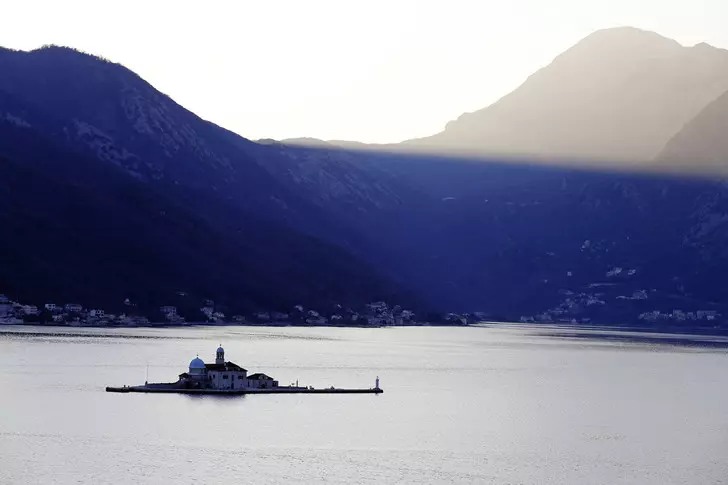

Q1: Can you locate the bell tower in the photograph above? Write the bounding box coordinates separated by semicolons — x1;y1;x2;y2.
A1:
216;345;225;365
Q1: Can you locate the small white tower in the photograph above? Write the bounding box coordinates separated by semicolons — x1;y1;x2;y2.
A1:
216;345;225;365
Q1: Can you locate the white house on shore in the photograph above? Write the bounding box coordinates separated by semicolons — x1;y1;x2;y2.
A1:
22;305;39;315
160;306;177;315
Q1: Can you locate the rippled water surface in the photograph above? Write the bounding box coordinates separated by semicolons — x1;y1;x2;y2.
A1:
2;325;728;484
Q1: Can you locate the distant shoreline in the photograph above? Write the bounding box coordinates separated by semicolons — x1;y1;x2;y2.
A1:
3;321;728;339
0;321;472;329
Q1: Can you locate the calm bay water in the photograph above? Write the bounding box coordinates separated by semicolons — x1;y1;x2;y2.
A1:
2;324;728;484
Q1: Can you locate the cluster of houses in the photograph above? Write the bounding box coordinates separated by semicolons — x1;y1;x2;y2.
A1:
516;284;724;325
0;295;150;326
218;301;424;326
638;309;720;322
519;290;606;324
159;305;186;324
0;286;492;328
1;293;458;327
5;288;724;329
159;299;234;325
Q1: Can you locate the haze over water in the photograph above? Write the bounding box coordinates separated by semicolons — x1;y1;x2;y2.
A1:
2;325;728;484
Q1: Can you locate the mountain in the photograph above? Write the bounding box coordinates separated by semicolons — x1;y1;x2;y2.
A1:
402;27;728;163
657;88;728;170
259;26;728;322
0;47;410;315
6;40;728;329
264;141;728;327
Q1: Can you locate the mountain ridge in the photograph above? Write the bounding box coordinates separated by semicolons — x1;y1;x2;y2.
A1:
6;32;728;327
0;46;414;315
276;27;728;166
656;88;728;170
401;26;728;162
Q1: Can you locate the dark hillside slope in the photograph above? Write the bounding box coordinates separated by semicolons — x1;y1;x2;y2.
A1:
0;114;406;314
0;46;355;239
265;141;728;323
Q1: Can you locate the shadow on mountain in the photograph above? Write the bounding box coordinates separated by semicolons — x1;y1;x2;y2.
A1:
3;35;728;327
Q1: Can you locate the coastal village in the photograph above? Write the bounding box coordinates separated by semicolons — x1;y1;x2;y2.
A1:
518;289;721;325
0;287;724;329
0;293;478;327
2;260;725;330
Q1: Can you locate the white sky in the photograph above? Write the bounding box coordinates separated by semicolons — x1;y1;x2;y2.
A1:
1;0;727;143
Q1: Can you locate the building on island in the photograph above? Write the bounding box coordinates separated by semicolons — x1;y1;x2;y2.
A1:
247;373;277;389
107;344;384;395
177;346;279;390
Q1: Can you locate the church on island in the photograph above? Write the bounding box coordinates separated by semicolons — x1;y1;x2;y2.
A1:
178;346;279;390
106;345;383;395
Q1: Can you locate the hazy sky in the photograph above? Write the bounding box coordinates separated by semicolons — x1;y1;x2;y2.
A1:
1;0;727;143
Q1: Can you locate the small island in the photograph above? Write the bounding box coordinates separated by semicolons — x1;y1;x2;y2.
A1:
106;346;383;395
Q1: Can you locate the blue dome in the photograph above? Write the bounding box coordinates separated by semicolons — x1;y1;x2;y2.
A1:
189;357;206;370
